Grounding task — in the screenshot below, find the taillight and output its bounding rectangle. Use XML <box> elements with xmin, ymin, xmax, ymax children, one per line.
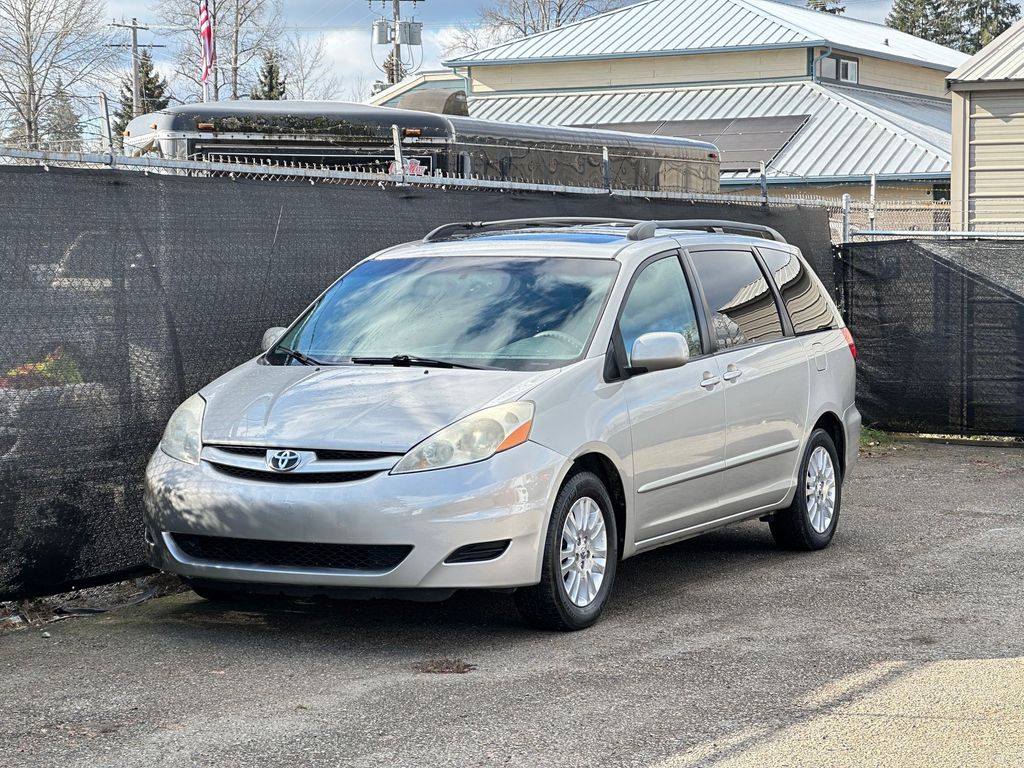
<box><xmin>841</xmin><ymin>327</ymin><xmax>857</xmax><ymax>360</ymax></box>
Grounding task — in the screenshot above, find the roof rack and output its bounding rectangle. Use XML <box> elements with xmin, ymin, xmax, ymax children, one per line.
<box><xmin>625</xmin><ymin>220</ymin><xmax>787</xmax><ymax>243</ymax></box>
<box><xmin>422</xmin><ymin>217</ymin><xmax>642</xmax><ymax>243</ymax></box>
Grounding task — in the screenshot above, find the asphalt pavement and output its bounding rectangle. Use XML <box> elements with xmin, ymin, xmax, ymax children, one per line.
<box><xmin>2</xmin><ymin>441</ymin><xmax>1023</xmax><ymax>767</ymax></box>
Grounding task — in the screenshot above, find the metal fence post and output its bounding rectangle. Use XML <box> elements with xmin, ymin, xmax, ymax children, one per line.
<box><xmin>602</xmin><ymin>146</ymin><xmax>610</xmax><ymax>191</ymax></box>
<box><xmin>390</xmin><ymin>123</ymin><xmax>405</xmax><ymax>184</ymax></box>
<box><xmin>868</xmin><ymin>173</ymin><xmax>877</xmax><ymax>239</ymax></box>
<box><xmin>841</xmin><ymin>193</ymin><xmax>851</xmax><ymax>243</ymax></box>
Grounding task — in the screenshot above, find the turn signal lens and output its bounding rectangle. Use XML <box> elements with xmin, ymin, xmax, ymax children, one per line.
<box><xmin>391</xmin><ymin>402</ymin><xmax>534</xmax><ymax>474</ymax></box>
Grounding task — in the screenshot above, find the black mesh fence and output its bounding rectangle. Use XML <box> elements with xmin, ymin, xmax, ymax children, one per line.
<box><xmin>838</xmin><ymin>239</ymin><xmax>1024</xmax><ymax>437</ymax></box>
<box><xmin>0</xmin><ymin>164</ymin><xmax>831</xmax><ymax>599</ymax></box>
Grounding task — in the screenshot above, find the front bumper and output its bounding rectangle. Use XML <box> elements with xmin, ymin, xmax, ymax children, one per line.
<box><xmin>144</xmin><ymin>441</ymin><xmax>567</xmax><ymax>591</ymax></box>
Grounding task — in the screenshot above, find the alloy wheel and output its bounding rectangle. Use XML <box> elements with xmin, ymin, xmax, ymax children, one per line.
<box><xmin>559</xmin><ymin>496</ymin><xmax>608</xmax><ymax>607</ymax></box>
<box><xmin>805</xmin><ymin>446</ymin><xmax>837</xmax><ymax>534</ymax></box>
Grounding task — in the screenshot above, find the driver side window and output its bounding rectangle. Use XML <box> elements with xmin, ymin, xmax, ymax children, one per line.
<box><xmin>619</xmin><ymin>256</ymin><xmax>701</xmax><ymax>363</ymax></box>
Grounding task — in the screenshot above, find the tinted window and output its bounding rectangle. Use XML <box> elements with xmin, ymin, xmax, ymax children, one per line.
<box><xmin>689</xmin><ymin>249</ymin><xmax>784</xmax><ymax>349</ymax></box>
<box><xmin>759</xmin><ymin>248</ymin><xmax>839</xmax><ymax>335</ymax></box>
<box><xmin>619</xmin><ymin>256</ymin><xmax>701</xmax><ymax>361</ymax></box>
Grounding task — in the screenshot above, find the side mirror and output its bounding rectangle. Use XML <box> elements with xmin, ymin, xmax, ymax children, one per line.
<box><xmin>261</xmin><ymin>326</ymin><xmax>287</xmax><ymax>353</ymax></box>
<box><xmin>629</xmin><ymin>332</ymin><xmax>689</xmax><ymax>375</ymax></box>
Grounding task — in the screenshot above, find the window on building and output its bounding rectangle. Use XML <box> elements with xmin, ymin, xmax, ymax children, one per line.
<box><xmin>818</xmin><ymin>54</ymin><xmax>859</xmax><ymax>84</ymax></box>
<box><xmin>839</xmin><ymin>58</ymin><xmax>859</xmax><ymax>83</ymax></box>
<box><xmin>689</xmin><ymin>249</ymin><xmax>784</xmax><ymax>349</ymax></box>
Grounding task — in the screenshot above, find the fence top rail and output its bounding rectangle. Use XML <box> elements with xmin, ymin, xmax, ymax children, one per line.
<box><xmin>0</xmin><ymin>144</ymin><xmax>882</xmax><ymax>211</ymax></box>
<box><xmin>850</xmin><ymin>230</ymin><xmax>1024</xmax><ymax>239</ymax></box>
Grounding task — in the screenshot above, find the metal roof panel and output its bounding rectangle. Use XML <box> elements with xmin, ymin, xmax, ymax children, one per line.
<box><xmin>468</xmin><ymin>81</ymin><xmax>952</xmax><ymax>183</ymax></box>
<box><xmin>445</xmin><ymin>0</ymin><xmax>968</xmax><ymax>71</ymax></box>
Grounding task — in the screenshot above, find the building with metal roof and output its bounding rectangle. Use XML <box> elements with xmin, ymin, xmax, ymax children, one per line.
<box><xmin>947</xmin><ymin>19</ymin><xmax>1024</xmax><ymax>230</ymax></box>
<box><xmin>444</xmin><ymin>0</ymin><xmax>964</xmax><ymax>71</ymax></box>
<box><xmin>396</xmin><ymin>0</ymin><xmax>969</xmax><ymax>200</ymax></box>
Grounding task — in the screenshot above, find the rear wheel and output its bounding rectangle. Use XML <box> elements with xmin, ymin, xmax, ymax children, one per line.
<box><xmin>515</xmin><ymin>471</ymin><xmax>618</xmax><ymax>631</ymax></box>
<box><xmin>769</xmin><ymin>428</ymin><xmax>842</xmax><ymax>551</ymax></box>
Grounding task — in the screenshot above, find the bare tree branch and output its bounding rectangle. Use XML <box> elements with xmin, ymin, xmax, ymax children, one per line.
<box><xmin>0</xmin><ymin>0</ymin><xmax>115</xmax><ymax>147</ymax></box>
<box><xmin>441</xmin><ymin>0</ymin><xmax>627</xmax><ymax>59</ymax></box>
<box><xmin>151</xmin><ymin>0</ymin><xmax>283</xmax><ymax>101</ymax></box>
<box><xmin>283</xmin><ymin>32</ymin><xmax>340</xmax><ymax>100</ymax></box>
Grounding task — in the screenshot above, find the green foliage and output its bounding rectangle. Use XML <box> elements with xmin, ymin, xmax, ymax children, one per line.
<box><xmin>41</xmin><ymin>79</ymin><xmax>82</xmax><ymax>152</ymax></box>
<box><xmin>112</xmin><ymin>50</ymin><xmax>170</xmax><ymax>145</ymax></box>
<box><xmin>806</xmin><ymin>0</ymin><xmax>846</xmax><ymax>14</ymax></box>
<box><xmin>887</xmin><ymin>0</ymin><xmax>1020</xmax><ymax>53</ymax></box>
<box><xmin>250</xmin><ymin>50</ymin><xmax>287</xmax><ymax>100</ymax></box>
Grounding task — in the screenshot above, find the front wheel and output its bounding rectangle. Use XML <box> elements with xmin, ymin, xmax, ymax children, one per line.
<box><xmin>515</xmin><ymin>471</ymin><xmax>618</xmax><ymax>631</ymax></box>
<box><xmin>769</xmin><ymin>428</ymin><xmax>842</xmax><ymax>551</ymax></box>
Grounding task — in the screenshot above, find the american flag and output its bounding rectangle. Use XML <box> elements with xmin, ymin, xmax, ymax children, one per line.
<box><xmin>198</xmin><ymin>0</ymin><xmax>214</xmax><ymax>84</ymax></box>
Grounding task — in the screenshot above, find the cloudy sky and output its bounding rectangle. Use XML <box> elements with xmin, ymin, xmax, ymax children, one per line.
<box><xmin>104</xmin><ymin>0</ymin><xmax>896</xmax><ymax>97</ymax></box>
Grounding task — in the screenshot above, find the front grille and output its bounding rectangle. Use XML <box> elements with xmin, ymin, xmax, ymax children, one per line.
<box><xmin>208</xmin><ymin>445</ymin><xmax>401</xmax><ymax>461</ymax></box>
<box><xmin>173</xmin><ymin>533</ymin><xmax>412</xmax><ymax>571</ymax></box>
<box><xmin>208</xmin><ymin>462</ymin><xmax>379</xmax><ymax>484</ymax></box>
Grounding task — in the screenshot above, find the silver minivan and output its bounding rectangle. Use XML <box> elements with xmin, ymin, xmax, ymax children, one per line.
<box><xmin>144</xmin><ymin>218</ymin><xmax>860</xmax><ymax>630</ymax></box>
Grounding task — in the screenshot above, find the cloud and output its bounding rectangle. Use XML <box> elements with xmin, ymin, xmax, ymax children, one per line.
<box><xmin>321</xmin><ymin>25</ymin><xmax>455</xmax><ymax>100</ymax></box>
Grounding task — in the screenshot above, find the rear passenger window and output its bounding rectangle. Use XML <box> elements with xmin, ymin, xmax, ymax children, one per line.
<box><xmin>758</xmin><ymin>248</ymin><xmax>839</xmax><ymax>335</ymax></box>
<box><xmin>619</xmin><ymin>255</ymin><xmax>701</xmax><ymax>360</ymax></box>
<box><xmin>689</xmin><ymin>249</ymin><xmax>784</xmax><ymax>349</ymax></box>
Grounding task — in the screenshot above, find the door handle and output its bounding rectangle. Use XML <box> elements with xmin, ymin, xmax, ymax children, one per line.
<box><xmin>699</xmin><ymin>373</ymin><xmax>721</xmax><ymax>389</ymax></box>
<box><xmin>722</xmin><ymin>366</ymin><xmax>742</xmax><ymax>381</ymax></box>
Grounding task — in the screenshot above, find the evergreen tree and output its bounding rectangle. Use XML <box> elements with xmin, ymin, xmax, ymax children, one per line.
<box><xmin>112</xmin><ymin>50</ymin><xmax>170</xmax><ymax>145</ymax></box>
<box><xmin>250</xmin><ymin>50</ymin><xmax>287</xmax><ymax>100</ymax></box>
<box><xmin>807</xmin><ymin>0</ymin><xmax>846</xmax><ymax>13</ymax></box>
<box><xmin>961</xmin><ymin>0</ymin><xmax>1020</xmax><ymax>51</ymax></box>
<box><xmin>887</xmin><ymin>0</ymin><xmax>929</xmax><ymax>37</ymax></box>
<box><xmin>923</xmin><ymin>0</ymin><xmax>966</xmax><ymax>47</ymax></box>
<box><xmin>41</xmin><ymin>78</ymin><xmax>82</xmax><ymax>151</ymax></box>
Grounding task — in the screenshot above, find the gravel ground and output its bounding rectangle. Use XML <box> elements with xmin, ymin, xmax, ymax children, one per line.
<box><xmin>2</xmin><ymin>441</ymin><xmax>1022</xmax><ymax>768</ymax></box>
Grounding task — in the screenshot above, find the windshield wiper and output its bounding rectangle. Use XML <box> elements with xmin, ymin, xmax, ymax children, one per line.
<box><xmin>350</xmin><ymin>354</ymin><xmax>492</xmax><ymax>370</ymax></box>
<box><xmin>276</xmin><ymin>346</ymin><xmax>327</xmax><ymax>367</ymax></box>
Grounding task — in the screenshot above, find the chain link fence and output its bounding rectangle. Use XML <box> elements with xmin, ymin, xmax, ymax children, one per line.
<box><xmin>838</xmin><ymin>239</ymin><xmax>1024</xmax><ymax>438</ymax></box>
<box><xmin>0</xmin><ymin>153</ymin><xmax>831</xmax><ymax>600</ymax></box>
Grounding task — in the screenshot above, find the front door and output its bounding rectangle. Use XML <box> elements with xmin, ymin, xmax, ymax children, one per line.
<box><xmin>619</xmin><ymin>254</ymin><xmax>727</xmax><ymax>546</ymax></box>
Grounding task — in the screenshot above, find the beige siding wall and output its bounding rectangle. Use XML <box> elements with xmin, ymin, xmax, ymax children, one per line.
<box><xmin>950</xmin><ymin>91</ymin><xmax>969</xmax><ymax>229</ymax></box>
<box><xmin>469</xmin><ymin>49</ymin><xmax>808</xmax><ymax>92</ymax></box>
<box><xmin>966</xmin><ymin>89</ymin><xmax>1024</xmax><ymax>230</ymax></box>
<box><xmin>813</xmin><ymin>48</ymin><xmax>950</xmax><ymax>97</ymax></box>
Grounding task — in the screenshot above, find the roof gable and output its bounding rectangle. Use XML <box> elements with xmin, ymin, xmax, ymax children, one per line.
<box><xmin>948</xmin><ymin>17</ymin><xmax>1024</xmax><ymax>84</ymax></box>
<box><xmin>444</xmin><ymin>0</ymin><xmax>968</xmax><ymax>72</ymax></box>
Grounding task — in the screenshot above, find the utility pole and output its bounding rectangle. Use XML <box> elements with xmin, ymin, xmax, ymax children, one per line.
<box><xmin>109</xmin><ymin>18</ymin><xmax>165</xmax><ymax>117</ymax></box>
<box><xmin>392</xmin><ymin>0</ymin><xmax>402</xmax><ymax>85</ymax></box>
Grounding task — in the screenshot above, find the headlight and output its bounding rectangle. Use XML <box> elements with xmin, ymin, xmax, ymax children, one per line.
<box><xmin>391</xmin><ymin>401</ymin><xmax>534</xmax><ymax>474</ymax></box>
<box><xmin>159</xmin><ymin>393</ymin><xmax>205</xmax><ymax>464</ymax></box>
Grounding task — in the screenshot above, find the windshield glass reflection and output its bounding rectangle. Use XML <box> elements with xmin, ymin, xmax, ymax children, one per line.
<box><xmin>267</xmin><ymin>256</ymin><xmax>619</xmax><ymax>371</ymax></box>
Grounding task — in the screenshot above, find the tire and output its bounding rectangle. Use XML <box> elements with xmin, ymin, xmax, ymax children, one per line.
<box><xmin>769</xmin><ymin>428</ymin><xmax>842</xmax><ymax>551</ymax></box>
<box><xmin>515</xmin><ymin>470</ymin><xmax>618</xmax><ymax>631</ymax></box>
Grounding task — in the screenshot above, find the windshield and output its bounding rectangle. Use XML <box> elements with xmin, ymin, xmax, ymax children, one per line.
<box><xmin>267</xmin><ymin>256</ymin><xmax>619</xmax><ymax>371</ymax></box>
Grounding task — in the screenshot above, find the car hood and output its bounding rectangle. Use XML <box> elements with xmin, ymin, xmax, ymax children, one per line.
<box><xmin>199</xmin><ymin>360</ymin><xmax>558</xmax><ymax>453</ymax></box>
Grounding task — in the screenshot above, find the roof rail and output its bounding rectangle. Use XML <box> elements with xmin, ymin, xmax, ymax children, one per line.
<box><xmin>625</xmin><ymin>219</ymin><xmax>787</xmax><ymax>244</ymax></box>
<box><xmin>422</xmin><ymin>217</ymin><xmax>642</xmax><ymax>243</ymax></box>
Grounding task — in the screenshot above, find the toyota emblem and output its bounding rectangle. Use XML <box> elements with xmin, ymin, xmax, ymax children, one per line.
<box><xmin>268</xmin><ymin>449</ymin><xmax>301</xmax><ymax>472</ymax></box>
